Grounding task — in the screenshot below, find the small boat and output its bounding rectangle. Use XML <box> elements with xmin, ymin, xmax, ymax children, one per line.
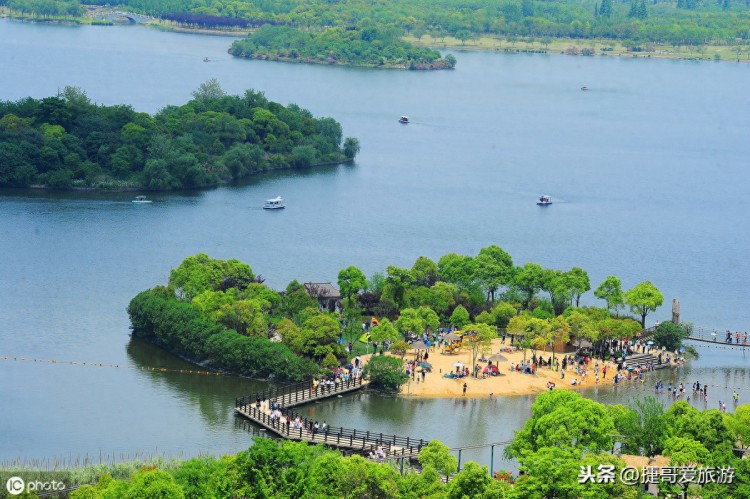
<box><xmin>203</xmin><ymin>57</ymin><xmax>210</xmax><ymax>62</ymax></box>
<box><xmin>132</xmin><ymin>195</ymin><xmax>152</xmax><ymax>204</ymax></box>
<box><xmin>399</xmin><ymin>116</ymin><xmax>409</xmax><ymax>124</ymax></box>
<box><xmin>581</xmin><ymin>86</ymin><xmax>589</xmax><ymax>91</ymax></box>
<box><xmin>263</xmin><ymin>196</ymin><xmax>285</xmax><ymax>209</ymax></box>
<box><xmin>537</xmin><ymin>195</ymin><xmax>552</xmax><ymax>206</ymax></box>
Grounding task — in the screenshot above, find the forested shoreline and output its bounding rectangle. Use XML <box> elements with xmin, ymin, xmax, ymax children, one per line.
<box><xmin>0</xmin><ymin>83</ymin><xmax>359</xmax><ymax>190</ymax></box>
<box><xmin>71</xmin><ymin>0</ymin><xmax>750</xmax><ymax>50</ymax></box>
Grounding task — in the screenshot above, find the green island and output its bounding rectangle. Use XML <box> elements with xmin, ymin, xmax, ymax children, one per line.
<box><xmin>229</xmin><ymin>24</ymin><xmax>457</xmax><ymax>70</ymax></box>
<box><xmin>127</xmin><ymin>247</ymin><xmax>680</xmax><ymax>390</ymax></box>
<box><xmin>4</xmin><ymin>392</ymin><xmax>747</xmax><ymax>497</ymax></box>
<box><xmin>0</xmin><ymin>83</ymin><xmax>359</xmax><ymax>190</ymax></box>
<box><xmin>4</xmin><ymin>0</ymin><xmax>747</xmax><ymax>63</ymax></box>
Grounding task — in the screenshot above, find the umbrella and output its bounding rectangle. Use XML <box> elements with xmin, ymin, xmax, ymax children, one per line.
<box><xmin>627</xmin><ymin>366</ymin><xmax>634</xmax><ymax>370</ymax></box>
<box><xmin>452</xmin><ymin>362</ymin><xmax>464</xmax><ymax>368</ymax></box>
<box><xmin>344</xmin><ymin>363</ymin><xmax>353</xmax><ymax>370</ymax></box>
<box><xmin>419</xmin><ymin>362</ymin><xmax>432</xmax><ymax>368</ymax></box>
<box><xmin>445</xmin><ymin>332</ymin><xmax>461</xmax><ymax>341</ymax></box>
<box><xmin>411</xmin><ymin>340</ymin><xmax>427</xmax><ymax>350</ymax></box>
<box><xmin>646</xmin><ymin>340</ymin><xmax>654</xmax><ymax>345</ymax></box>
<box><xmin>488</xmin><ymin>354</ymin><xmax>507</xmax><ymax>363</ymax></box>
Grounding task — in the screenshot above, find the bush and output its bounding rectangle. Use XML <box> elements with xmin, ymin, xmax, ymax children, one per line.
<box><xmin>363</xmin><ymin>355</ymin><xmax>408</xmax><ymax>392</ymax></box>
<box><xmin>653</xmin><ymin>322</ymin><xmax>687</xmax><ymax>351</ymax></box>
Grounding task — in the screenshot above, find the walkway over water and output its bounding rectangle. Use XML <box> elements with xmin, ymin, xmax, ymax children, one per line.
<box><xmin>641</xmin><ymin>324</ymin><xmax>750</xmax><ymax>349</ymax></box>
<box><xmin>234</xmin><ymin>377</ymin><xmax>427</xmax><ymax>459</ymax></box>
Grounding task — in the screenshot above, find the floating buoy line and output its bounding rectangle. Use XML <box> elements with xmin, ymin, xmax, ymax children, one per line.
<box><xmin>0</xmin><ymin>355</ymin><xmax>223</xmax><ymax>376</ymax></box>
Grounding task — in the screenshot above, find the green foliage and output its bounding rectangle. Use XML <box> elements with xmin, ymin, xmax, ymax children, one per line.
<box><xmin>168</xmin><ymin>253</ymin><xmax>254</xmax><ymax>301</ymax></box>
<box><xmin>362</xmin><ymin>355</ymin><xmax>408</xmax><ymax>392</ymax></box>
<box><xmin>395</xmin><ymin>307</ymin><xmax>425</xmax><ymax>337</ymax></box>
<box><xmin>281</xmin><ymin>280</ymin><xmax>318</xmax><ymax>320</ymax></box>
<box><xmin>624</xmin><ymin>280</ymin><xmax>664</xmax><ymax>327</ymax></box>
<box><xmin>369</xmin><ymin>317</ymin><xmax>399</xmax><ymax>344</ymax></box>
<box><xmin>337</xmin><ymin>265</ymin><xmax>367</xmax><ymax>303</ymax></box>
<box><xmin>449</xmin><ymin>305</ymin><xmax>470</xmax><ymax>329</ymax></box>
<box><xmin>128</xmin><ymin>287</ymin><xmax>317</xmax><ymax>381</ymax></box>
<box><xmin>230</xmin><ymin>25</ymin><xmax>456</xmax><ymax>70</ymax></box>
<box><xmin>594</xmin><ymin>275</ymin><xmax>625</xmax><ymax>315</ymax></box>
<box><xmin>507</xmin><ymin>390</ymin><xmax>615</xmax><ymax>458</ymax></box>
<box><xmin>492</xmin><ymin>301</ymin><xmax>517</xmax><ymax>328</ymax></box>
<box><xmin>418</xmin><ymin>440</ymin><xmax>458</xmax><ymax>476</ymax></box>
<box><xmin>653</xmin><ymin>321</ymin><xmax>687</xmax><ymax>351</ymax></box>
<box><xmin>0</xmin><ymin>86</ymin><xmax>355</xmax><ymax>189</ymax></box>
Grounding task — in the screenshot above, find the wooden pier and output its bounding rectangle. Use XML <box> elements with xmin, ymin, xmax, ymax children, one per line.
<box><xmin>234</xmin><ymin>377</ymin><xmax>426</xmax><ymax>459</ymax></box>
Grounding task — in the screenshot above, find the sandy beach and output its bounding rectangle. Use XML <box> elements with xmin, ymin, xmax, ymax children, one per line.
<box><xmin>364</xmin><ymin>338</ymin><xmax>634</xmax><ymax>398</ymax></box>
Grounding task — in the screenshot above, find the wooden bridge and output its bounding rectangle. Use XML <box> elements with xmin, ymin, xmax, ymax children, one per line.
<box><xmin>640</xmin><ymin>323</ymin><xmax>750</xmax><ymax>348</ymax></box>
<box><xmin>234</xmin><ymin>377</ymin><xmax>427</xmax><ymax>459</ymax></box>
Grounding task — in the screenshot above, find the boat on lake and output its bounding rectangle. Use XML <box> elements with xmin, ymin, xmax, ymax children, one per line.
<box><xmin>263</xmin><ymin>196</ymin><xmax>285</xmax><ymax>209</ymax></box>
<box><xmin>132</xmin><ymin>195</ymin><xmax>152</xmax><ymax>204</ymax></box>
<box><xmin>581</xmin><ymin>86</ymin><xmax>589</xmax><ymax>91</ymax></box>
<box><xmin>537</xmin><ymin>195</ymin><xmax>552</xmax><ymax>206</ymax></box>
<box><xmin>399</xmin><ymin>116</ymin><xmax>409</xmax><ymax>124</ymax></box>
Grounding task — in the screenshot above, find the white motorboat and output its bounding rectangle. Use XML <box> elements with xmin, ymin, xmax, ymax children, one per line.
<box><xmin>132</xmin><ymin>195</ymin><xmax>152</xmax><ymax>204</ymax></box>
<box><xmin>399</xmin><ymin>116</ymin><xmax>409</xmax><ymax>124</ymax></box>
<box><xmin>263</xmin><ymin>196</ymin><xmax>285</xmax><ymax>209</ymax></box>
<box><xmin>537</xmin><ymin>195</ymin><xmax>552</xmax><ymax>206</ymax></box>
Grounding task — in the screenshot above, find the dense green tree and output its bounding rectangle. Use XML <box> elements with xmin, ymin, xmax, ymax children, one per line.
<box><xmin>395</xmin><ymin>308</ymin><xmax>425</xmax><ymax>337</ymax></box>
<box><xmin>438</xmin><ymin>253</ymin><xmax>475</xmax><ymax>290</ymax></box>
<box><xmin>653</xmin><ymin>321</ymin><xmax>687</xmax><ymax>351</ymax></box>
<box><xmin>337</xmin><ymin>265</ymin><xmax>367</xmax><ymax>304</ymax></box>
<box><xmin>624</xmin><ymin>281</ymin><xmax>664</xmax><ymax>328</ymax></box>
<box><xmin>449</xmin><ymin>304</ymin><xmax>470</xmax><ymax>329</ymax></box>
<box><xmin>475</xmin><ymin>245</ymin><xmax>513</xmax><ymax>302</ymax></box>
<box><xmin>564</xmin><ymin>267</ymin><xmax>590</xmax><ymax>307</ymax></box>
<box><xmin>507</xmin><ymin>390</ymin><xmax>615</xmax><ymax>458</ymax></box>
<box><xmin>594</xmin><ymin>275</ymin><xmax>624</xmax><ymax>316</ymax></box>
<box><xmin>362</xmin><ymin>355</ymin><xmax>409</xmax><ymax>392</ymax></box>
<box><xmin>410</xmin><ymin>256</ymin><xmax>439</xmax><ymax>287</ymax></box>
<box><xmin>417</xmin><ymin>440</ymin><xmax>458</xmax><ymax>476</ymax></box>
<box><xmin>281</xmin><ymin>280</ymin><xmax>318</xmax><ymax>320</ymax></box>
<box><xmin>513</xmin><ymin>262</ymin><xmax>544</xmax><ymax>306</ymax></box>
<box><xmin>369</xmin><ymin>317</ymin><xmax>399</xmax><ymax>344</ymax></box>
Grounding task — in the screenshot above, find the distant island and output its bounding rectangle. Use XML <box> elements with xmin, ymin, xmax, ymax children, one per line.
<box><xmin>0</xmin><ymin>82</ymin><xmax>359</xmax><ymax>190</ymax></box>
<box><xmin>229</xmin><ymin>25</ymin><xmax>456</xmax><ymax>70</ymax></box>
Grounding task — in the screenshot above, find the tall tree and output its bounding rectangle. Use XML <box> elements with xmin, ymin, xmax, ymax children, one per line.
<box><xmin>594</xmin><ymin>275</ymin><xmax>624</xmax><ymax>316</ymax></box>
<box><xmin>337</xmin><ymin>265</ymin><xmax>367</xmax><ymax>304</ymax></box>
<box><xmin>449</xmin><ymin>305</ymin><xmax>470</xmax><ymax>329</ymax></box>
<box><xmin>474</xmin><ymin>245</ymin><xmax>513</xmax><ymax>302</ymax></box>
<box><xmin>564</xmin><ymin>267</ymin><xmax>590</xmax><ymax>307</ymax></box>
<box><xmin>463</xmin><ymin>323</ymin><xmax>496</xmax><ymax>373</ymax></box>
<box><xmin>410</xmin><ymin>256</ymin><xmax>439</xmax><ymax>287</ymax></box>
<box><xmin>624</xmin><ymin>281</ymin><xmax>664</xmax><ymax>328</ymax></box>
<box><xmin>513</xmin><ymin>262</ymin><xmax>544</xmax><ymax>307</ymax></box>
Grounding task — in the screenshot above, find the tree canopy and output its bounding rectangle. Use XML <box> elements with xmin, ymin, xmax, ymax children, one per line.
<box><xmin>0</xmin><ymin>85</ymin><xmax>358</xmax><ymax>190</ymax></box>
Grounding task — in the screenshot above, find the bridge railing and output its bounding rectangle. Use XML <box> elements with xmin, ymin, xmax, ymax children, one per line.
<box><xmin>686</xmin><ymin>325</ymin><xmax>749</xmax><ymax>344</ymax></box>
<box><xmin>235</xmin><ymin>402</ymin><xmax>425</xmax><ymax>455</ymax></box>
<box><xmin>235</xmin><ymin>376</ymin><xmax>364</xmax><ymax>411</ymax></box>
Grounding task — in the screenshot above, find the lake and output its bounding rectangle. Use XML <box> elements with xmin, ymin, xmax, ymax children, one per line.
<box><xmin>1</xmin><ymin>20</ymin><xmax>749</xmax><ymax>465</ymax></box>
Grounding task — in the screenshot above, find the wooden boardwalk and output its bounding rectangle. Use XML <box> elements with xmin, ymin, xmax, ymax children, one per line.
<box><xmin>234</xmin><ymin>377</ymin><xmax>426</xmax><ymax>459</ymax></box>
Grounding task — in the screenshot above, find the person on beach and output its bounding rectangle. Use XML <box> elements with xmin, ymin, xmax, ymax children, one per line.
<box><xmin>462</xmin><ymin>383</ymin><xmax>467</xmax><ymax>396</ymax></box>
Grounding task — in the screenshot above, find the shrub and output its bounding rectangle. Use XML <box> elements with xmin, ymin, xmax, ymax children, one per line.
<box><xmin>363</xmin><ymin>355</ymin><xmax>408</xmax><ymax>392</ymax></box>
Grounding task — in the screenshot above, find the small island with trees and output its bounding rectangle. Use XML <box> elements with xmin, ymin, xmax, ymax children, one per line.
<box><xmin>229</xmin><ymin>24</ymin><xmax>457</xmax><ymax>70</ymax></box>
<box><xmin>0</xmin><ymin>82</ymin><xmax>359</xmax><ymax>190</ymax></box>
<box><xmin>127</xmin><ymin>246</ymin><xmax>673</xmax><ymax>389</ymax></box>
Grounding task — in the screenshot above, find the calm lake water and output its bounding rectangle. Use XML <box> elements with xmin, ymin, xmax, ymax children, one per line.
<box><xmin>1</xmin><ymin>20</ymin><xmax>749</xmax><ymax>465</ymax></box>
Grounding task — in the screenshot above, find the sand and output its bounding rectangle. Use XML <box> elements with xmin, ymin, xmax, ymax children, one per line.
<box><xmin>362</xmin><ymin>338</ymin><xmax>637</xmax><ymax>398</ymax></box>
